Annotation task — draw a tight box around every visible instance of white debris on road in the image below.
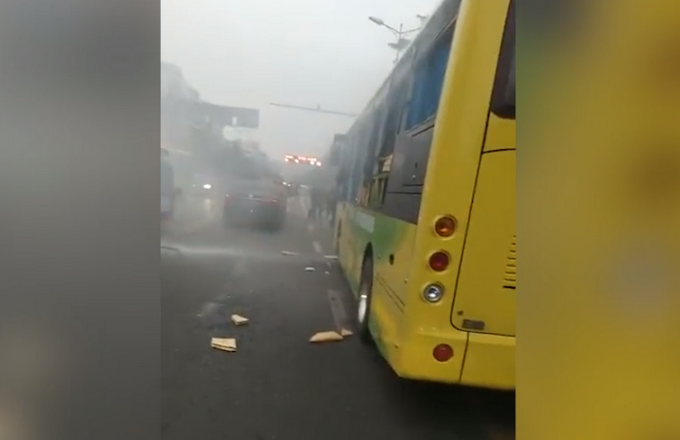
[211,337,237,352]
[340,329,353,337]
[281,251,298,256]
[305,266,316,272]
[231,314,249,326]
[324,255,338,260]
[309,331,344,343]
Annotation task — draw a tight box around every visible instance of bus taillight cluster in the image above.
[426,215,457,361]
[423,216,457,362]
[423,216,457,303]
[428,215,457,271]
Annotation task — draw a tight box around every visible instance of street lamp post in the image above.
[368,16,422,63]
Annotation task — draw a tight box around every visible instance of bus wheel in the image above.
[357,256,374,344]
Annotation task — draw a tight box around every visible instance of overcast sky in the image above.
[161,0,441,158]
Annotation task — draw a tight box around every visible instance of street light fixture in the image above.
[368,16,422,63]
[368,16,385,26]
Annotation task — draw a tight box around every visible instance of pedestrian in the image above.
[309,185,324,220]
[326,187,338,227]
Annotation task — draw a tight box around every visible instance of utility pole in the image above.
[368,16,423,63]
[269,102,358,118]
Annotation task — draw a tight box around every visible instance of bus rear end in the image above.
[396,0,515,389]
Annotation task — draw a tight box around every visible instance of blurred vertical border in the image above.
[518,1,680,439]
[0,0,160,439]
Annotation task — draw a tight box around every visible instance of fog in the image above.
[161,0,441,159]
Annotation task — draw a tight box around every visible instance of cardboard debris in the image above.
[309,331,344,343]
[211,337,237,352]
[340,329,353,337]
[231,314,249,326]
[305,266,316,272]
[281,251,298,256]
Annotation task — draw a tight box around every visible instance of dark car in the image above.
[223,179,287,231]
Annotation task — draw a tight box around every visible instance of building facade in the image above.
[161,62,200,151]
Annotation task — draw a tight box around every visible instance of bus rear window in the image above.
[491,0,515,119]
[496,51,515,119]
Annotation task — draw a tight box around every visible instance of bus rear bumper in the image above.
[392,330,515,390]
[460,332,515,390]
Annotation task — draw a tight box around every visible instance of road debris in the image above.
[305,266,316,272]
[340,329,353,337]
[324,255,338,260]
[281,251,298,256]
[211,337,237,352]
[231,314,249,326]
[309,331,344,343]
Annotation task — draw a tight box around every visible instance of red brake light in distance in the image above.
[433,344,453,362]
[428,251,450,272]
[434,216,456,237]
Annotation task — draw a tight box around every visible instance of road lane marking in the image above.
[327,289,352,333]
[312,241,322,254]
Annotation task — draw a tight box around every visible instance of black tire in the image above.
[357,255,375,344]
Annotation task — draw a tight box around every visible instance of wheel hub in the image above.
[357,285,368,323]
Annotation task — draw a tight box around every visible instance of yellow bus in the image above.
[331,0,515,389]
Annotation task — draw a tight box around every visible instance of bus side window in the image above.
[405,26,454,130]
[362,107,386,187]
[368,176,383,209]
[379,83,409,159]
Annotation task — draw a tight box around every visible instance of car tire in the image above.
[357,255,375,345]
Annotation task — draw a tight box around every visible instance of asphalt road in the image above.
[161,194,515,440]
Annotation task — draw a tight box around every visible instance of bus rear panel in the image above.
[392,0,515,389]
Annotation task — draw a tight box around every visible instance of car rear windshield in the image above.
[229,179,279,196]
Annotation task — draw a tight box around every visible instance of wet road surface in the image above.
[161,195,515,440]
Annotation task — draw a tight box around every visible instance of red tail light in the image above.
[428,251,450,272]
[433,344,454,362]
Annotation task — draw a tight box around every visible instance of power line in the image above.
[269,102,358,117]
